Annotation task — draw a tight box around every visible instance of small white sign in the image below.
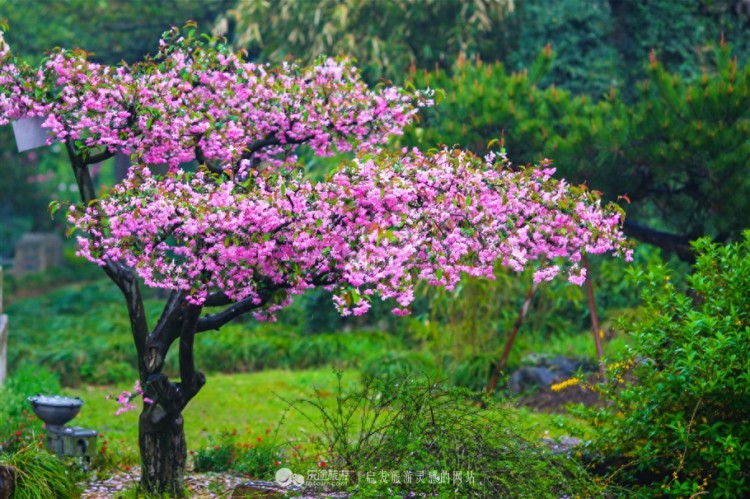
[12,116,52,152]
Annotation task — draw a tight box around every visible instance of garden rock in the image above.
[509,366,556,393]
[542,436,584,455]
[509,355,594,393]
[0,465,16,499]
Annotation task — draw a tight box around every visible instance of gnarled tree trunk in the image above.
[135,301,205,495]
[139,406,187,496]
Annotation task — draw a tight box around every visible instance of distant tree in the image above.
[607,0,750,94]
[0,26,630,494]
[216,0,517,84]
[0,0,232,64]
[507,0,618,96]
[508,0,750,97]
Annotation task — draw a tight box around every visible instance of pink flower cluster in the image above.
[70,148,631,315]
[1,27,631,321]
[106,380,153,416]
[0,28,427,167]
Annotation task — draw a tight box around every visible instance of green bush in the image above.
[360,350,438,380]
[580,232,750,497]
[192,429,283,480]
[0,365,61,453]
[8,279,407,385]
[0,445,82,499]
[293,372,602,497]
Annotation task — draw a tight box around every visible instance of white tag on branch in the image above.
[12,116,52,152]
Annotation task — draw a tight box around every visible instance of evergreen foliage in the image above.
[405,42,750,257]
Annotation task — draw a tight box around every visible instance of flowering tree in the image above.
[0,25,631,494]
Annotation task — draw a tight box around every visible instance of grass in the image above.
[4,273,614,475]
[64,368,584,468]
[67,369,360,459]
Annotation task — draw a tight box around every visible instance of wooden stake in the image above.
[485,281,539,394]
[582,255,605,375]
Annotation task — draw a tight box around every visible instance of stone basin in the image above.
[28,395,83,427]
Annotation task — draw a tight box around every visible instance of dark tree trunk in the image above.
[136,302,205,495]
[139,405,187,496]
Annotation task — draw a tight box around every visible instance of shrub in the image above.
[579,232,750,497]
[293,372,602,497]
[192,429,283,480]
[360,350,438,379]
[0,365,61,452]
[89,434,139,480]
[8,279,407,384]
[0,445,82,499]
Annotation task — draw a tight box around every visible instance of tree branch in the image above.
[238,133,311,167]
[242,135,282,160]
[84,149,116,165]
[196,272,336,332]
[194,143,223,175]
[178,303,205,410]
[151,290,187,343]
[196,285,287,332]
[623,219,695,262]
[203,291,232,307]
[65,139,150,377]
[114,267,150,379]
[65,139,97,204]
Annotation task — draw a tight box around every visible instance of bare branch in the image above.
[196,272,335,332]
[178,303,205,409]
[84,149,116,165]
[196,285,286,332]
[242,135,282,160]
[203,291,231,307]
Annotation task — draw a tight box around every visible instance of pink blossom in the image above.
[0,27,631,323]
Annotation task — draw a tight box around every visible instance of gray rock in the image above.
[509,366,556,393]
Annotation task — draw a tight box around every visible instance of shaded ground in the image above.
[80,470,348,498]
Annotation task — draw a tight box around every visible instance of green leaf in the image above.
[48,200,61,219]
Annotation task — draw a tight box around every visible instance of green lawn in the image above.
[67,369,359,458]
[64,367,588,466]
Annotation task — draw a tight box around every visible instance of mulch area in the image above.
[79,469,347,498]
[80,470,246,498]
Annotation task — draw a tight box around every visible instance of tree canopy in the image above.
[0,25,631,494]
